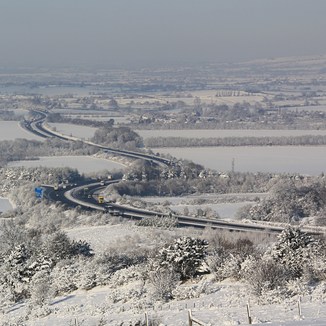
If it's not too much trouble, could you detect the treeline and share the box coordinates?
[144,135,326,147]
[46,112,114,128]
[0,138,97,166]
[0,110,21,121]
[108,170,277,197]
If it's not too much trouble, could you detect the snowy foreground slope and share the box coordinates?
[4,278,326,325]
[2,224,326,326]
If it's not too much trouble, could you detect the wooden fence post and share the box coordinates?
[145,312,149,326]
[298,297,302,319]
[188,309,193,326]
[246,302,252,325]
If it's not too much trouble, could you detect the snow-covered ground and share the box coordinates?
[48,123,98,140]
[2,223,326,326]
[6,280,326,326]
[0,121,43,141]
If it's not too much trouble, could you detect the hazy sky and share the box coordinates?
[1,0,326,68]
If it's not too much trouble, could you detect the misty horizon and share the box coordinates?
[1,0,326,69]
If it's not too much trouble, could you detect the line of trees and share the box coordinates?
[46,112,114,128]
[144,135,326,148]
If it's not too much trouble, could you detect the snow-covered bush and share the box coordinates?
[239,228,326,298]
[172,279,217,300]
[109,264,144,287]
[0,220,28,254]
[1,244,32,301]
[51,260,79,295]
[42,231,74,262]
[211,253,243,281]
[29,270,53,307]
[241,255,288,296]
[71,240,94,257]
[136,215,177,229]
[268,227,320,279]
[207,233,256,282]
[148,267,180,301]
[152,237,208,280]
[0,222,95,303]
[106,271,147,304]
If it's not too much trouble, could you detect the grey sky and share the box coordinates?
[0,0,325,68]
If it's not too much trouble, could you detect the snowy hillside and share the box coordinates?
[1,223,326,326]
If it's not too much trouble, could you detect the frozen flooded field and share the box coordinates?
[8,156,125,174]
[154,146,326,175]
[48,123,97,140]
[0,121,43,141]
[138,129,326,139]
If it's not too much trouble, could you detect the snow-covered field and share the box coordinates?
[154,146,326,175]
[8,156,125,174]
[0,121,43,141]
[0,197,13,213]
[48,123,98,140]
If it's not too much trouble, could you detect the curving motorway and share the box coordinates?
[22,110,323,236]
[25,110,172,166]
